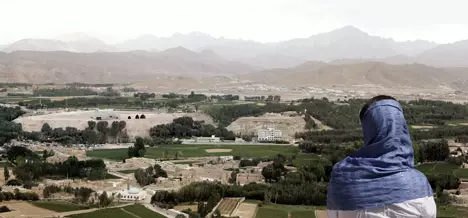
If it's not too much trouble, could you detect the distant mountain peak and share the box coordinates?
[329,25,368,36]
[162,46,197,55]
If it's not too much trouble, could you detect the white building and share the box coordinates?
[118,187,147,201]
[195,135,220,143]
[257,128,283,141]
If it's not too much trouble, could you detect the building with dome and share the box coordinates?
[118,187,147,201]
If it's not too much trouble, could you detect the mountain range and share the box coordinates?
[0,47,253,84]
[1,26,468,90]
[3,26,468,68]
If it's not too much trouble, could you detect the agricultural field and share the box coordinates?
[217,198,242,216]
[30,201,92,212]
[416,163,468,179]
[256,207,288,218]
[68,204,165,218]
[247,201,317,218]
[88,144,301,160]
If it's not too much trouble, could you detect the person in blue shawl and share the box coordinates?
[327,95,436,218]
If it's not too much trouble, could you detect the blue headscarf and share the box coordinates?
[327,99,433,211]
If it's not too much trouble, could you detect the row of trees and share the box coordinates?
[415,140,450,163]
[9,148,108,181]
[28,120,129,145]
[149,116,235,140]
[0,190,39,201]
[133,92,156,101]
[0,106,25,146]
[33,87,98,96]
[43,185,94,204]
[210,94,240,101]
[244,95,281,102]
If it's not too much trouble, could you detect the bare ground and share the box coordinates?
[232,203,258,218]
[205,149,232,153]
[0,201,56,218]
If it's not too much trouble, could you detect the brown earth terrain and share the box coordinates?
[227,113,306,139]
[14,110,213,139]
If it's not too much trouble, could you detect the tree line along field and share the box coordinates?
[67,204,165,218]
[30,201,94,212]
[416,163,468,179]
[246,201,318,218]
[87,144,302,160]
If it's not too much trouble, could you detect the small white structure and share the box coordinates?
[219,156,234,162]
[257,128,283,141]
[195,135,220,143]
[118,187,147,201]
[235,137,246,143]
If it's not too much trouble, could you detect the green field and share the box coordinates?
[292,153,322,166]
[290,211,316,218]
[253,203,467,218]
[246,201,317,218]
[416,163,468,179]
[88,144,300,161]
[256,208,288,218]
[30,201,92,212]
[68,204,165,218]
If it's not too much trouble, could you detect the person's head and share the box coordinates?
[359,95,397,121]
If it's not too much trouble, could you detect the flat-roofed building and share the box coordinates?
[257,128,282,141]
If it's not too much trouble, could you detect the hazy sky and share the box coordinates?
[1,0,468,44]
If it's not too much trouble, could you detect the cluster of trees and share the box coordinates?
[122,87,137,92]
[152,178,327,208]
[133,92,156,101]
[210,95,240,101]
[206,102,298,127]
[415,140,450,163]
[207,104,265,127]
[0,83,32,88]
[162,93,182,99]
[134,164,167,186]
[0,106,25,146]
[33,87,98,96]
[261,155,288,183]
[244,95,281,102]
[28,120,129,145]
[296,130,363,143]
[43,185,94,203]
[12,153,108,181]
[403,100,468,125]
[99,87,120,97]
[299,141,363,165]
[98,191,113,207]
[149,116,235,140]
[239,159,260,167]
[19,97,145,109]
[128,137,146,158]
[0,190,39,201]
[294,98,468,130]
[411,126,468,141]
